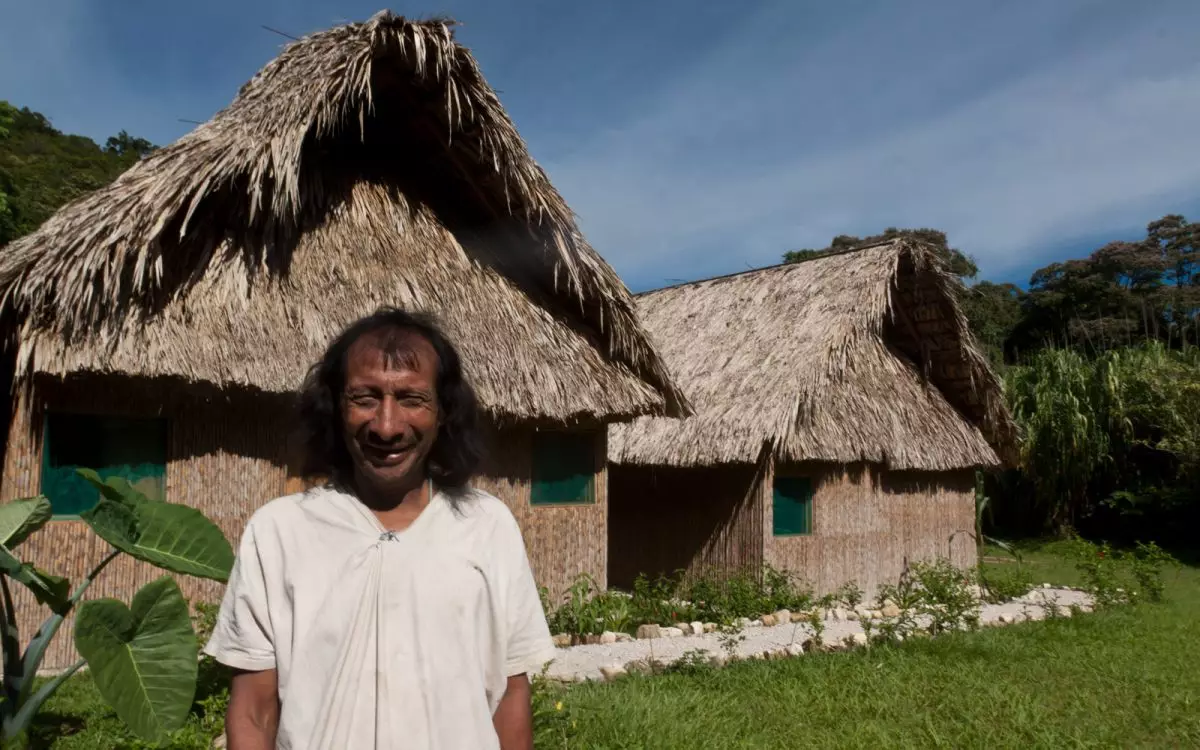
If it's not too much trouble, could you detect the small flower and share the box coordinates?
[555,701,563,712]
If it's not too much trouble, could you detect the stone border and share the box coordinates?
[541,585,1094,684]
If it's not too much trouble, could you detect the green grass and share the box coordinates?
[554,542,1200,749]
[24,543,1200,749]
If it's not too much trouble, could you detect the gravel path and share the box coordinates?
[543,587,1093,682]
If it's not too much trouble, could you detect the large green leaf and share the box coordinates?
[0,544,69,613]
[0,496,51,548]
[74,576,198,742]
[79,473,233,582]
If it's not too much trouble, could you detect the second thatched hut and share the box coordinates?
[608,238,1015,594]
[0,12,687,668]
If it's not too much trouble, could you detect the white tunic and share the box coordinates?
[203,486,556,750]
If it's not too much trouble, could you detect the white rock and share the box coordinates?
[747,619,763,628]
[998,613,1015,624]
[704,623,719,633]
[600,631,619,645]
[690,621,704,636]
[760,614,777,627]
[663,626,684,638]
[709,653,728,668]
[600,664,627,682]
[846,610,860,621]
[677,622,693,636]
[1042,583,1052,589]
[616,632,633,642]
[785,644,806,658]
[831,607,846,621]
[635,624,661,640]
[881,602,902,618]
[736,617,752,629]
[870,610,884,620]
[773,609,791,626]
[552,633,572,648]
[847,632,869,648]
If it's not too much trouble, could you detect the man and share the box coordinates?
[204,308,555,749]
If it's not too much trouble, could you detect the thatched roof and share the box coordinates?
[0,12,687,423]
[610,239,1016,470]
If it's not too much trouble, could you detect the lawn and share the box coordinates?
[550,542,1199,750]
[25,542,1200,749]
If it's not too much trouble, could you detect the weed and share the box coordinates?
[664,650,715,676]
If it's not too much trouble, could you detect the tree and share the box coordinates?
[1011,215,1200,355]
[960,281,1023,366]
[782,227,978,281]
[103,129,156,159]
[0,102,156,247]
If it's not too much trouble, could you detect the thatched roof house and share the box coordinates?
[0,11,685,668]
[608,238,1015,593]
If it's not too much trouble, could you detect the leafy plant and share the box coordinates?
[662,649,714,676]
[716,623,746,659]
[911,559,980,635]
[830,581,865,609]
[802,607,826,650]
[1128,541,1177,603]
[0,471,234,747]
[1070,537,1179,607]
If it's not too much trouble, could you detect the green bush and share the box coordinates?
[1069,537,1179,607]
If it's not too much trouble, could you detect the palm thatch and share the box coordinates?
[610,239,1016,469]
[0,11,687,423]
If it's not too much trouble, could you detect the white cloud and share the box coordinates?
[544,0,1200,286]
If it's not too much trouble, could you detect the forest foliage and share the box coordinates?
[0,101,155,247]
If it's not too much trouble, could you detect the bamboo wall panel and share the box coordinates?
[1,375,292,671]
[765,463,977,595]
[474,421,607,603]
[607,459,765,589]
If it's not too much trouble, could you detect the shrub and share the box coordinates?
[873,558,979,642]
[1069,537,1179,607]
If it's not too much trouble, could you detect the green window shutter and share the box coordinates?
[41,413,168,518]
[531,432,595,506]
[773,477,813,536]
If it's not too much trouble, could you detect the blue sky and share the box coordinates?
[3,0,1199,292]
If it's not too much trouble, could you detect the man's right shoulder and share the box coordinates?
[244,486,337,533]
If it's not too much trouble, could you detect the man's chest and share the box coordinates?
[265,520,499,632]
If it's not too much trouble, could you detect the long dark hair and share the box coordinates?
[297,307,484,493]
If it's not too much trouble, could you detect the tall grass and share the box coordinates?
[1001,342,1200,538]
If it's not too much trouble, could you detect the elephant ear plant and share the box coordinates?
[0,469,234,747]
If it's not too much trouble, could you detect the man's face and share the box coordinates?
[340,329,441,494]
